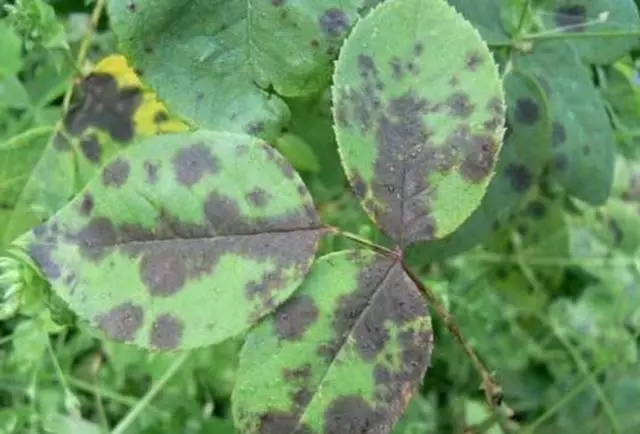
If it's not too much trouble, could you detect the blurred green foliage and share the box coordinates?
[1,0,640,433]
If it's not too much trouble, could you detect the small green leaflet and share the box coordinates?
[108,0,290,140]
[19,130,324,350]
[538,0,640,64]
[332,0,505,247]
[233,250,432,434]
[514,41,615,205]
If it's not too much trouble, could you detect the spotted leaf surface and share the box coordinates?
[407,70,552,262]
[108,1,290,140]
[2,55,189,245]
[539,0,640,64]
[233,250,433,434]
[249,1,380,97]
[514,41,615,205]
[333,0,505,247]
[19,130,323,350]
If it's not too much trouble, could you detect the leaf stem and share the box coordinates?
[110,352,189,434]
[0,126,56,150]
[402,262,506,412]
[328,227,396,256]
[521,29,640,41]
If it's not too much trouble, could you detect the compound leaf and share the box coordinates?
[514,41,615,205]
[19,130,323,350]
[108,0,291,140]
[233,250,433,434]
[407,70,552,262]
[332,0,505,247]
[538,0,640,64]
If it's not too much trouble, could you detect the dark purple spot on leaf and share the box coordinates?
[65,73,142,142]
[515,98,540,125]
[555,5,587,31]
[466,51,483,71]
[319,8,350,37]
[153,111,169,124]
[351,171,367,198]
[527,200,546,219]
[74,217,117,261]
[324,395,385,434]
[447,92,474,118]
[150,314,184,349]
[172,143,220,187]
[258,412,312,434]
[80,134,102,164]
[97,302,143,341]
[554,153,569,171]
[140,249,187,296]
[28,243,61,279]
[274,295,319,341]
[102,158,130,188]
[246,187,269,208]
[504,164,533,192]
[80,193,94,216]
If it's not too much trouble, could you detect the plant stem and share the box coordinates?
[329,227,396,256]
[522,29,640,41]
[110,352,189,434]
[402,263,505,411]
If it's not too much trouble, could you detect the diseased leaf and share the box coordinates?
[332,0,505,247]
[233,250,433,434]
[406,70,552,261]
[538,0,640,64]
[18,130,324,350]
[514,41,615,205]
[248,0,381,97]
[446,0,510,45]
[108,1,291,139]
[2,55,189,245]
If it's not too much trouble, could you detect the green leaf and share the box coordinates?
[108,0,291,139]
[333,0,505,246]
[274,133,321,173]
[514,41,615,205]
[447,0,511,45]
[248,1,380,97]
[233,250,432,434]
[537,0,640,64]
[406,70,552,261]
[19,130,324,350]
[0,22,23,77]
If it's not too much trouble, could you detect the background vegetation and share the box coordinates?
[1,0,640,433]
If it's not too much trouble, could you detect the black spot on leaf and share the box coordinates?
[351,171,368,198]
[97,302,143,341]
[324,395,385,434]
[172,143,220,186]
[102,158,130,187]
[80,134,102,164]
[552,121,566,147]
[466,51,483,71]
[80,193,94,216]
[150,314,184,349]
[274,295,319,341]
[153,111,169,124]
[74,217,117,261]
[65,73,142,142]
[447,92,474,118]
[515,97,540,125]
[555,5,587,31]
[28,243,61,279]
[504,164,533,192]
[319,8,350,37]
[140,249,187,296]
[527,200,546,219]
[246,187,269,208]
[257,412,312,434]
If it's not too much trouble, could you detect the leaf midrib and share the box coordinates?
[294,257,399,431]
